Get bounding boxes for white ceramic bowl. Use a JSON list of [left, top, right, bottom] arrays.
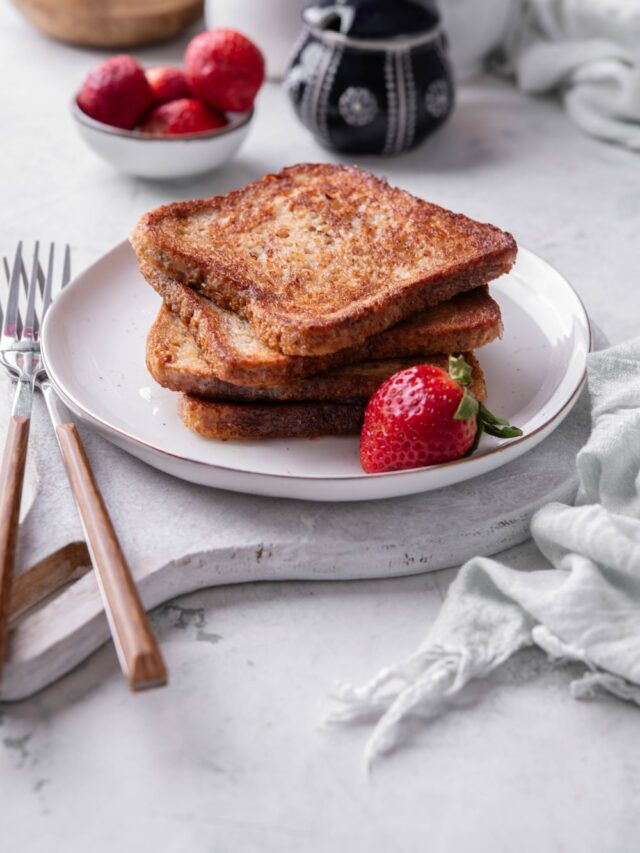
[[71, 98, 253, 179]]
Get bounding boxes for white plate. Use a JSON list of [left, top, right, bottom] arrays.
[[41, 241, 590, 502]]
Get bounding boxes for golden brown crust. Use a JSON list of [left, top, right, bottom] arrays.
[[140, 258, 501, 387], [147, 306, 487, 404], [132, 163, 516, 356], [366, 287, 502, 359], [178, 396, 367, 440]]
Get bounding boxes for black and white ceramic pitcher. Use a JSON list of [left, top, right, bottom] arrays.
[[284, 0, 454, 155]]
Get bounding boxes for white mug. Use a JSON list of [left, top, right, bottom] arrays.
[[437, 0, 513, 80], [205, 0, 308, 80]]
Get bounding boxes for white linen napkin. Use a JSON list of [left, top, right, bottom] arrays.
[[327, 337, 640, 768], [496, 0, 640, 150]]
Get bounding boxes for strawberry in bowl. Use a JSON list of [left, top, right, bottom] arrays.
[[77, 55, 154, 130], [140, 99, 227, 136], [145, 66, 191, 105], [185, 29, 265, 113], [360, 356, 522, 474], [72, 29, 264, 178]]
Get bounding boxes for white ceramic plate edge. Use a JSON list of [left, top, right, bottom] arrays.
[[48, 370, 586, 500], [41, 242, 591, 502]]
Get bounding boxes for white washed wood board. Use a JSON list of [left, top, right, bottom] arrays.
[[1, 382, 590, 701]]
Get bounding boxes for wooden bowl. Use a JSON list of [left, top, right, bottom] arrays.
[[12, 0, 204, 49]]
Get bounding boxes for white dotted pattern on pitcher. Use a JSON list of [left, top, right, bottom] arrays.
[[338, 87, 379, 127], [284, 64, 307, 98], [284, 41, 329, 99], [424, 79, 449, 119], [300, 42, 326, 71]]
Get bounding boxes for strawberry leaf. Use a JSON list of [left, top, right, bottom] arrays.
[[483, 422, 523, 438], [454, 389, 479, 421], [450, 355, 522, 439], [478, 402, 510, 427], [477, 401, 522, 438], [448, 354, 473, 387]]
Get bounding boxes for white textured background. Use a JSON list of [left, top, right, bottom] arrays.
[[1, 4, 640, 851]]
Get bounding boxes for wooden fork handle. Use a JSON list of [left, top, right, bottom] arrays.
[[0, 416, 30, 675], [55, 423, 167, 690]]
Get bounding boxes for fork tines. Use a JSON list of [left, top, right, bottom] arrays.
[[1, 243, 71, 342]]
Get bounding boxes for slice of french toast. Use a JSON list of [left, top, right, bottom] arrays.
[[141, 258, 501, 388], [132, 163, 516, 357], [178, 347, 486, 440], [147, 305, 487, 404], [178, 396, 368, 440]]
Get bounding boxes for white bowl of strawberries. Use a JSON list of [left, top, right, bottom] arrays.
[[72, 29, 264, 179]]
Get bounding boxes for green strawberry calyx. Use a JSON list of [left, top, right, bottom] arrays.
[[449, 354, 523, 442]]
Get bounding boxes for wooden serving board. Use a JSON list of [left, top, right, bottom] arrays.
[[1, 379, 590, 702]]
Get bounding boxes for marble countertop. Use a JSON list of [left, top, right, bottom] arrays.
[[2, 5, 640, 852]]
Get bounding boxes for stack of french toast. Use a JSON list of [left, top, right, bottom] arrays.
[[131, 164, 516, 440]]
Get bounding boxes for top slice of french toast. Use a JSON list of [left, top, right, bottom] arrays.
[[132, 163, 516, 357]]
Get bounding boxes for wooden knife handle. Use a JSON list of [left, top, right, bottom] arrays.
[[0, 416, 30, 675], [55, 423, 167, 690]]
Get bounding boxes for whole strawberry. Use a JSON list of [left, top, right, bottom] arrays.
[[139, 98, 227, 136], [78, 55, 154, 130], [360, 356, 521, 474], [185, 29, 265, 113], [145, 66, 191, 105]]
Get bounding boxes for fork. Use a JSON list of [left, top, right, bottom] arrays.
[[0, 243, 167, 690], [0, 243, 40, 673]]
